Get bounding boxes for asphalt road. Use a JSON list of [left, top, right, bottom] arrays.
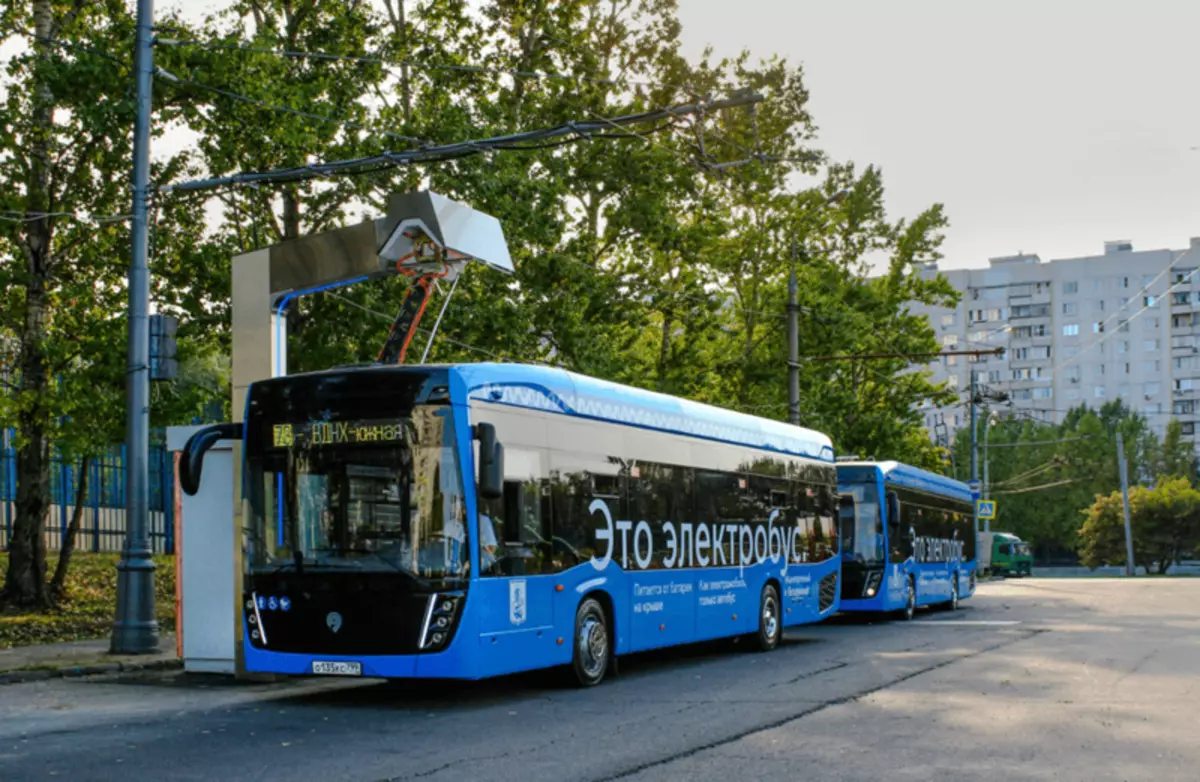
[[2, 578, 1197, 782]]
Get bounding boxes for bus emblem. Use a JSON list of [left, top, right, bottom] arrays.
[[509, 580, 527, 626], [326, 612, 343, 633]]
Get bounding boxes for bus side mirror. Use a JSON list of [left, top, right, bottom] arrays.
[[180, 422, 243, 496], [476, 423, 504, 501], [886, 492, 900, 529]]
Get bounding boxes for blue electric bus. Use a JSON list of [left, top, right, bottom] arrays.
[[182, 363, 841, 686], [836, 461, 975, 620]]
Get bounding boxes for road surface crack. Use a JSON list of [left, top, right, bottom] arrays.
[[587, 629, 1047, 782]]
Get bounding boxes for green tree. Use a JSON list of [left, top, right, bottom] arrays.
[[1079, 477, 1200, 574], [0, 2, 226, 608]]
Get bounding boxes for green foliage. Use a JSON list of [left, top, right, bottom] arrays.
[[1079, 477, 1200, 575], [0, 554, 175, 649], [956, 401, 1192, 563], [2, 0, 963, 608]]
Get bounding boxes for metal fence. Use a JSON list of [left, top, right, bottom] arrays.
[[0, 431, 176, 555]]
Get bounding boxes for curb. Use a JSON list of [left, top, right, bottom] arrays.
[[0, 658, 182, 686]]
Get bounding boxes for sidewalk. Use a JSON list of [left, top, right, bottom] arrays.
[[0, 633, 180, 684]]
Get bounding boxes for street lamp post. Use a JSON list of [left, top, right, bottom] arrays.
[[983, 411, 1000, 530]]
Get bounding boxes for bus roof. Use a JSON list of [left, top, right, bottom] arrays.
[[451, 362, 835, 463], [836, 461, 972, 502]]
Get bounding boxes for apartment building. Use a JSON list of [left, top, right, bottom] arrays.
[[913, 238, 1200, 447]]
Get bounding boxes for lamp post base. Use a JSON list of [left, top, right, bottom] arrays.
[[111, 552, 160, 655]]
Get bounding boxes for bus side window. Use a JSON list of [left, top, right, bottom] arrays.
[[886, 491, 904, 563]]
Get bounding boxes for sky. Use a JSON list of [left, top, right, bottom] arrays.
[[675, 0, 1200, 270], [137, 1, 1200, 271]]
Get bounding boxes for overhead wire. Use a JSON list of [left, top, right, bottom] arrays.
[[159, 93, 761, 194]]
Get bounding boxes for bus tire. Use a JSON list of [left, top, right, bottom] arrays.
[[899, 576, 916, 622], [570, 597, 610, 687], [753, 584, 782, 652]]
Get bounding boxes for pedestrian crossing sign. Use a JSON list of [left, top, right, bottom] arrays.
[[977, 500, 997, 520]]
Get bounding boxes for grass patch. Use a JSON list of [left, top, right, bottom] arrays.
[[0, 553, 175, 649]]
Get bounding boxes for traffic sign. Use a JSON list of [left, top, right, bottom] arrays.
[[967, 479, 981, 492], [977, 500, 997, 520]]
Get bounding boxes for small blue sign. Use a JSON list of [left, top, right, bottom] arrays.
[[967, 479, 982, 493], [268, 596, 279, 611], [256, 595, 266, 610], [279, 597, 291, 612]]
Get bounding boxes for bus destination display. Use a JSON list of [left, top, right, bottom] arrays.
[[271, 419, 406, 449]]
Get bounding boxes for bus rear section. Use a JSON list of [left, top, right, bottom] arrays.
[[216, 362, 843, 686], [837, 462, 976, 619]]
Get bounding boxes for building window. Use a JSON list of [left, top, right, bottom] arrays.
[[1093, 279, 1104, 292], [942, 334, 958, 347], [1066, 366, 1081, 382], [1064, 281, 1079, 294], [1062, 302, 1077, 316], [1122, 277, 1130, 289], [1183, 422, 1196, 436], [1032, 346, 1052, 359], [1118, 341, 1129, 354], [941, 314, 955, 327], [947, 375, 959, 389], [1144, 339, 1160, 351], [1143, 360, 1160, 374], [1065, 346, 1080, 358], [1093, 322, 1105, 334], [1143, 382, 1161, 396], [970, 330, 987, 342], [1145, 295, 1157, 308], [946, 356, 958, 366], [1146, 317, 1161, 329], [1066, 389, 1081, 400], [1063, 323, 1079, 336], [1032, 388, 1053, 400], [1095, 386, 1107, 399], [1173, 400, 1195, 415], [1013, 347, 1029, 360], [1125, 362, 1131, 375], [1172, 292, 1190, 306], [1176, 378, 1195, 392], [988, 370, 1002, 383]]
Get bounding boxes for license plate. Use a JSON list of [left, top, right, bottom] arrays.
[[311, 661, 362, 676]]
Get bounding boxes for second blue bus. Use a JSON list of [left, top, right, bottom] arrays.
[[836, 461, 976, 620]]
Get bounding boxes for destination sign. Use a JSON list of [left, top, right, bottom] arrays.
[[270, 419, 407, 449]]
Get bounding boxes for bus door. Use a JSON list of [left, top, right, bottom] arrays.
[[473, 468, 560, 675]]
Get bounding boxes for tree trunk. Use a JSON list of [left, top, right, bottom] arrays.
[[656, 309, 672, 392], [3, 0, 56, 610], [50, 455, 91, 600]]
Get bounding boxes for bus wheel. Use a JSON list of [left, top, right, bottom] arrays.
[[754, 584, 782, 652], [900, 577, 916, 622], [571, 597, 610, 687]]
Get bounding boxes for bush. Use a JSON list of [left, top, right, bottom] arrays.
[[0, 553, 175, 649]]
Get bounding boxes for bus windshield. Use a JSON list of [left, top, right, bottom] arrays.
[[245, 404, 468, 581], [839, 483, 883, 567]]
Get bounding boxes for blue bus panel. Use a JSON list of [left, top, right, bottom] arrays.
[[240, 363, 841, 682]]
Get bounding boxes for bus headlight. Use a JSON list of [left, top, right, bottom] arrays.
[[419, 592, 463, 651], [865, 586, 877, 597]]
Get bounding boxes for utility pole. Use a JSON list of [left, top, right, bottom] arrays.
[[112, 0, 159, 654], [787, 243, 801, 426], [1116, 432, 1136, 577], [970, 370, 979, 537]]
